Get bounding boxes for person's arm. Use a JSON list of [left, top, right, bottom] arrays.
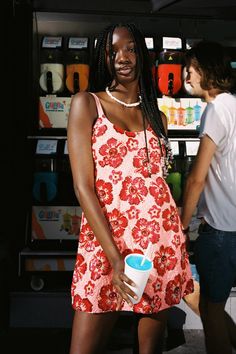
[[67, 92, 135, 306], [68, 92, 120, 263], [181, 135, 217, 229]]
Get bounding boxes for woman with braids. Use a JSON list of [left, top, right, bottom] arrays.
[[67, 23, 193, 354]]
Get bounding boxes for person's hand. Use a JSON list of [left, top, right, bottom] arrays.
[[111, 258, 138, 310]]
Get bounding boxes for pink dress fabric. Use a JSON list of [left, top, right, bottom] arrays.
[[71, 93, 194, 314]]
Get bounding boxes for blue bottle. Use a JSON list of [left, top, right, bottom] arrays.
[[193, 101, 201, 121]]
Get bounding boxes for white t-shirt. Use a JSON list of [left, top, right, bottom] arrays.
[[197, 92, 236, 231]]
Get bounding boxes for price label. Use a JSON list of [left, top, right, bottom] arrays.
[[186, 140, 200, 156], [68, 37, 89, 49], [145, 37, 154, 50], [36, 140, 58, 154], [163, 37, 182, 50], [42, 36, 62, 48], [170, 140, 179, 155]]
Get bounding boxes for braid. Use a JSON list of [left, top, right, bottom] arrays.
[[125, 23, 172, 176]]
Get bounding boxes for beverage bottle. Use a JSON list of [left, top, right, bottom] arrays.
[[159, 99, 169, 123], [185, 102, 194, 125], [176, 101, 185, 126], [168, 102, 176, 125], [193, 100, 201, 121]]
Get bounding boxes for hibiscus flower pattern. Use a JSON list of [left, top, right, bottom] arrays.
[[184, 279, 194, 296], [92, 117, 107, 138], [98, 137, 127, 168], [95, 179, 113, 207], [106, 208, 128, 238], [119, 176, 148, 205], [162, 205, 180, 233], [133, 148, 160, 177], [98, 284, 119, 311], [71, 93, 194, 314], [133, 293, 153, 314], [132, 218, 160, 249], [72, 254, 87, 283], [72, 294, 93, 312], [152, 294, 162, 312], [153, 245, 177, 276], [132, 148, 150, 177], [149, 177, 170, 206], [79, 223, 99, 252], [89, 250, 111, 281], [165, 274, 182, 305]]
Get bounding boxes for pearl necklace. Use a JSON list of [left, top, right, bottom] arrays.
[[106, 87, 141, 108]]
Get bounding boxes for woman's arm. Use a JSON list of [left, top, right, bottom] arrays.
[[67, 92, 136, 306], [67, 92, 121, 265]]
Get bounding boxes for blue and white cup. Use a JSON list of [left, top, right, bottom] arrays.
[[124, 253, 153, 304]]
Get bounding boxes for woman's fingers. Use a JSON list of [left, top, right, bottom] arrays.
[[119, 272, 136, 287], [114, 273, 138, 306]]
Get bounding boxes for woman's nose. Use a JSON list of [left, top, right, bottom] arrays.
[[116, 49, 129, 62], [185, 73, 190, 83]]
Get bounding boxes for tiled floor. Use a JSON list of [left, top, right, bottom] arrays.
[[106, 330, 204, 353]]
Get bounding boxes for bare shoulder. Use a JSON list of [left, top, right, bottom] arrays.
[[69, 91, 98, 125], [71, 91, 95, 105]]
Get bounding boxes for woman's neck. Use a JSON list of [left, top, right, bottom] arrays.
[[109, 83, 140, 103]]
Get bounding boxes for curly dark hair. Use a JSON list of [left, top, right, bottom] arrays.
[[185, 40, 234, 92]]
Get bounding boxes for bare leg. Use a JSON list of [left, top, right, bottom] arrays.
[[183, 280, 200, 316], [69, 311, 119, 354], [199, 294, 232, 354], [137, 309, 168, 354]]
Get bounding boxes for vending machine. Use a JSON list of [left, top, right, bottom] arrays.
[[19, 137, 82, 290]]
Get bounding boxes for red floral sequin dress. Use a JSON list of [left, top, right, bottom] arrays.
[[71, 93, 194, 314]]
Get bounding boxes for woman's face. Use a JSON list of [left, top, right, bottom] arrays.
[[106, 26, 138, 84], [185, 64, 204, 97]]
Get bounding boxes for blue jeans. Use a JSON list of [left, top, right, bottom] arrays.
[[194, 222, 236, 302]]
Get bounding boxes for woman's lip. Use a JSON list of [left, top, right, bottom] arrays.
[[117, 67, 132, 75]]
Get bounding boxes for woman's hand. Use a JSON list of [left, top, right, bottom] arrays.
[[111, 258, 138, 310]]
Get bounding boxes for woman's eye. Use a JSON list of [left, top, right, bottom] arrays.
[[128, 47, 136, 53]]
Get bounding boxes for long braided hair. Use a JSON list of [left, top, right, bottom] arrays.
[[90, 23, 173, 177]]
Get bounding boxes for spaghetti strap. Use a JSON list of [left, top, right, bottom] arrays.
[[89, 92, 105, 118]]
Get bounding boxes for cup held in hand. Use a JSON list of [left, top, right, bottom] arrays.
[[124, 253, 153, 304]]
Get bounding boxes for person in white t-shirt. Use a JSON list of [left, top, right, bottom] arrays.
[[181, 41, 236, 354]]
